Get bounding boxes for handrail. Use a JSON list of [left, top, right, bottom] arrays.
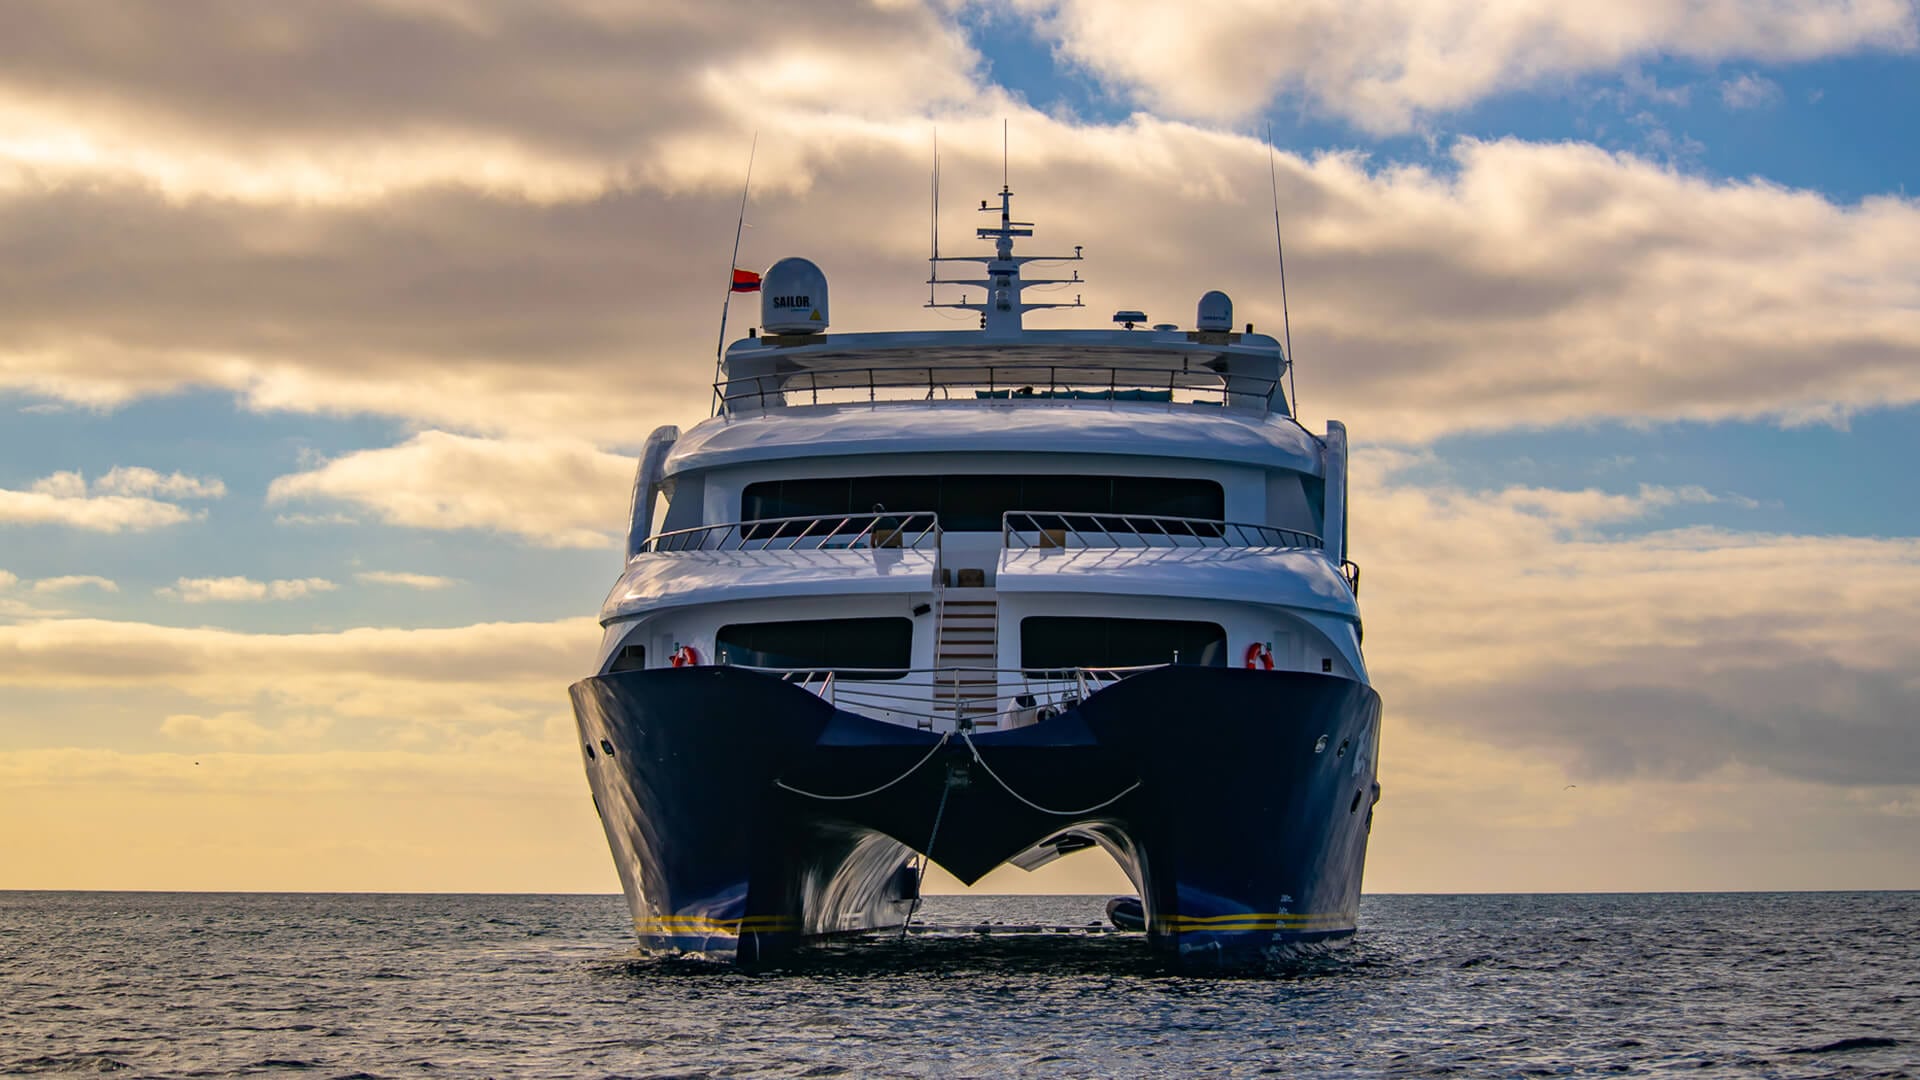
[[640, 511, 941, 554], [736, 664, 1167, 728], [1002, 511, 1321, 551], [714, 364, 1279, 416]]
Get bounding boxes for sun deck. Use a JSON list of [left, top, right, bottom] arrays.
[[717, 327, 1290, 417]]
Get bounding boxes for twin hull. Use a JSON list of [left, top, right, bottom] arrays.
[[570, 664, 1381, 968]]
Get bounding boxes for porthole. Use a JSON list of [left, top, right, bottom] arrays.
[[600, 739, 617, 758], [583, 742, 596, 761], [1349, 790, 1363, 815]]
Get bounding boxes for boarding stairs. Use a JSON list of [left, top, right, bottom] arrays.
[[931, 588, 1000, 728]]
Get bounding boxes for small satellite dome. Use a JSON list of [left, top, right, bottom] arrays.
[[1152, 323, 1178, 332], [761, 257, 829, 334], [1196, 290, 1233, 332]]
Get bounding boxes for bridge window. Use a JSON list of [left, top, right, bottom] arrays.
[[716, 617, 912, 679], [1020, 616, 1227, 673], [743, 475, 1223, 531]]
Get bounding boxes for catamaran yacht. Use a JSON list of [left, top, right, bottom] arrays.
[[568, 185, 1381, 968]]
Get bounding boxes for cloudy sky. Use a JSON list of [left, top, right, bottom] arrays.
[[3, 0, 1917, 894]]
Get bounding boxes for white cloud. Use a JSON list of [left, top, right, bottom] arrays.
[[1720, 71, 1787, 109], [0, 469, 206, 532], [268, 431, 634, 549], [274, 511, 358, 527], [31, 575, 119, 594], [92, 466, 225, 499], [0, 570, 15, 589], [158, 710, 332, 749], [1019, 0, 1916, 131], [2, 117, 1916, 445], [0, 615, 597, 726], [1354, 456, 1920, 788], [157, 576, 338, 603], [356, 570, 461, 590], [0, 2, 1911, 443]]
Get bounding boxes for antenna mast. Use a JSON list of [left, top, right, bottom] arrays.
[[712, 133, 758, 404], [924, 122, 1085, 335], [1266, 125, 1299, 417], [929, 128, 940, 307]]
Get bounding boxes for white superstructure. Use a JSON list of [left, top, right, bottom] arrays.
[[593, 185, 1362, 732]]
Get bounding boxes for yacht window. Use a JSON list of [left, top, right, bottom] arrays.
[[716, 617, 912, 679], [1020, 616, 1227, 673], [742, 475, 1224, 531], [609, 644, 646, 673]]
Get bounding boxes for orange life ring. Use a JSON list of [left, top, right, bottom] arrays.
[[670, 645, 700, 668], [1244, 642, 1274, 670]]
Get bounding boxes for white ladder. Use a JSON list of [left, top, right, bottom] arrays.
[[931, 589, 999, 728]]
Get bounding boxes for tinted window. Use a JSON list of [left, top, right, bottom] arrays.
[[742, 475, 1224, 530], [1020, 616, 1227, 672], [717, 617, 912, 679]]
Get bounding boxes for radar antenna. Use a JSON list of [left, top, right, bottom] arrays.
[[925, 123, 1085, 336]]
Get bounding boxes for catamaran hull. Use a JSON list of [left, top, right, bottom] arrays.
[[569, 665, 1381, 969]]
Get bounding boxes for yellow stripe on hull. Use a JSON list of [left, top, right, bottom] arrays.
[[639, 914, 801, 935], [1154, 912, 1353, 933]]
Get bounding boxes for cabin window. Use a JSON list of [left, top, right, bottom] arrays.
[[716, 617, 912, 679], [609, 644, 646, 673], [1020, 616, 1227, 673], [742, 475, 1224, 531]]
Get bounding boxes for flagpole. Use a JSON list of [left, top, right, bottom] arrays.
[[712, 133, 758, 412]]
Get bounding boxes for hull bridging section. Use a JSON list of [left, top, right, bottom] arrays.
[[571, 665, 1380, 969]]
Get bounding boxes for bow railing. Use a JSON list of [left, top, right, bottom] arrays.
[[1002, 511, 1321, 551], [640, 511, 942, 554], [748, 664, 1166, 730]]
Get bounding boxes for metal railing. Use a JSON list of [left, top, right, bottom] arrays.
[[749, 664, 1166, 729], [714, 364, 1279, 415], [641, 511, 941, 554], [1002, 511, 1321, 551]]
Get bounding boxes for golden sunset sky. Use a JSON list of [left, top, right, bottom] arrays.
[[3, 0, 1918, 894]]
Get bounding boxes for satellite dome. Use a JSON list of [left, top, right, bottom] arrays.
[[761, 257, 830, 334], [1196, 290, 1233, 332]]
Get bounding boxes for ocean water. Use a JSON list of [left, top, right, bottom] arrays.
[[0, 892, 1914, 1078]]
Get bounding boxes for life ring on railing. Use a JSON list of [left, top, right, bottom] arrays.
[[1244, 642, 1275, 670], [670, 645, 700, 668]]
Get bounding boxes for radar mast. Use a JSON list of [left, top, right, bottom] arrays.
[[925, 132, 1085, 336]]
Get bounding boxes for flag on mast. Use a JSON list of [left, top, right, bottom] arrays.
[[731, 268, 762, 293]]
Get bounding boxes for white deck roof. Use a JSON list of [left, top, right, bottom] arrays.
[[664, 400, 1324, 476]]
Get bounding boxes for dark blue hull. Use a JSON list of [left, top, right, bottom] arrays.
[[569, 666, 1381, 970]]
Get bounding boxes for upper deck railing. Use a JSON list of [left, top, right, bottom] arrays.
[[713, 364, 1280, 416], [1002, 511, 1321, 551], [640, 510, 1326, 556], [641, 511, 942, 553], [757, 663, 1164, 731]]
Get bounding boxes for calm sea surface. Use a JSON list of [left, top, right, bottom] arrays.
[[1, 891, 1914, 1078]]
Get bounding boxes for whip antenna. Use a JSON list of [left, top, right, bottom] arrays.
[[929, 127, 940, 306], [712, 132, 758, 406], [1266, 125, 1299, 417]]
